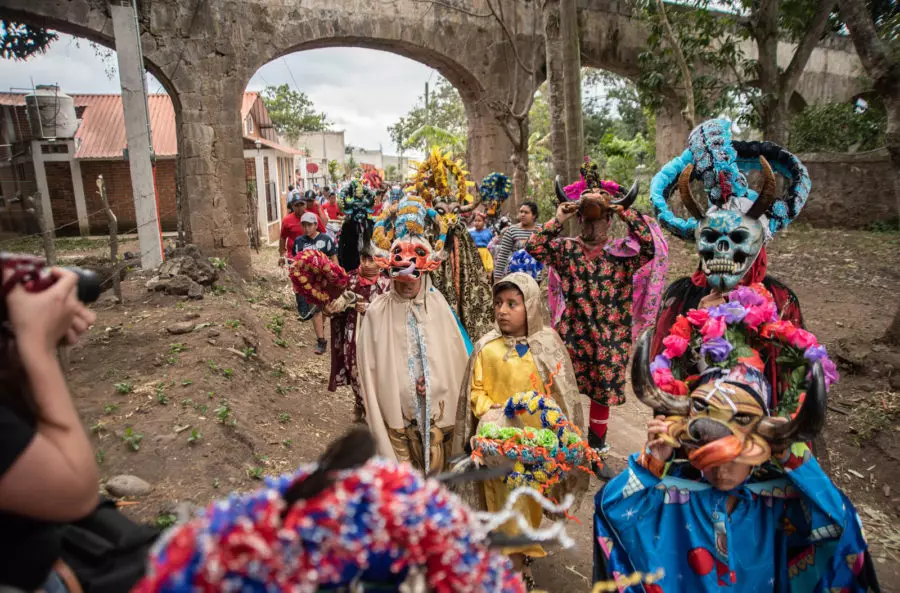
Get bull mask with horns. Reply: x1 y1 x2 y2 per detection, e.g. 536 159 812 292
554 158 639 222
628 283 835 472
650 119 811 291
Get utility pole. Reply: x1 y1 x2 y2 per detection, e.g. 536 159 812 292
109 0 163 269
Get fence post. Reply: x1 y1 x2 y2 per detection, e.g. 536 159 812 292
96 175 122 303
24 193 57 266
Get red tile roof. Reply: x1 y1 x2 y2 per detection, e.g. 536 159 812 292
0 91 297 159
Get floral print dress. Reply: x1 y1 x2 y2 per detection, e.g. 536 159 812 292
328 272 392 414
526 212 654 406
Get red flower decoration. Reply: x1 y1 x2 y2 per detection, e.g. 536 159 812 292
671 315 692 340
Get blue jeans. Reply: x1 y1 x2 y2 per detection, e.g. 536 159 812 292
295 293 311 318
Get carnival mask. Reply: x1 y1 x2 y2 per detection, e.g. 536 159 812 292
554 176 639 222
631 330 827 471
678 159 776 291
375 236 441 281
433 191 480 228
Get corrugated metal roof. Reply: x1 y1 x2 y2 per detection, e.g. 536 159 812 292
1 91 290 159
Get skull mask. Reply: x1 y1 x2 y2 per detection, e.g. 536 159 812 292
677 157 777 291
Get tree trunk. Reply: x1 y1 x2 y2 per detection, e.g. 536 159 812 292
559 0 583 181
543 0 569 182
761 96 790 146
837 0 900 344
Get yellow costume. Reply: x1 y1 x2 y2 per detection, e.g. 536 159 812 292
477 247 494 275
469 338 547 557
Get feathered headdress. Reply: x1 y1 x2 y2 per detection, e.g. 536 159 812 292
338 179 376 270
479 172 512 217
414 148 478 212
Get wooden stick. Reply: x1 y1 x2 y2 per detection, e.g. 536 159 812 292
96 175 122 302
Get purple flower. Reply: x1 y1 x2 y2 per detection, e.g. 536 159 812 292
700 337 733 362
707 301 747 324
650 355 671 373
803 345 828 364
728 285 765 308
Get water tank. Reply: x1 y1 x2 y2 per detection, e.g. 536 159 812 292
25 85 78 139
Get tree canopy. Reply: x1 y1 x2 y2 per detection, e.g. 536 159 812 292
260 84 331 142
387 78 467 153
1 21 57 61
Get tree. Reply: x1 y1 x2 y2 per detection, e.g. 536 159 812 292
385 164 399 182
327 160 341 184
543 1 570 180
632 0 836 143
388 78 467 153
837 0 900 343
560 0 585 180
260 84 330 143
1 21 57 61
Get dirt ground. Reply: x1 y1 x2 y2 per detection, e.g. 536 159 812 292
29 224 900 591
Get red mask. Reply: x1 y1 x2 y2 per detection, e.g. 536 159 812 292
374 237 441 281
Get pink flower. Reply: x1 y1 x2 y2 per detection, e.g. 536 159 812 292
789 328 819 350
687 309 710 327
743 301 777 330
662 335 689 359
701 316 726 341
653 367 689 396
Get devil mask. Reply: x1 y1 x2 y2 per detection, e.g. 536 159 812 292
371 193 447 278
650 119 811 291
554 158 639 222
631 284 836 472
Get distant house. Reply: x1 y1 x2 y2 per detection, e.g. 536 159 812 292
0 89 298 244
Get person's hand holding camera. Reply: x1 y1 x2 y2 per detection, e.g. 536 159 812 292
4 267 96 355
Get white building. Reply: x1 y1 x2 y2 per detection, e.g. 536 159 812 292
288 131 346 188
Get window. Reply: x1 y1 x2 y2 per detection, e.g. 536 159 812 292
245 116 254 135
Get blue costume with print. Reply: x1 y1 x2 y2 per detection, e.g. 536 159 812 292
594 449 877 592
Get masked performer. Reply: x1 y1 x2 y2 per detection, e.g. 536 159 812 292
357 194 471 473
326 180 388 422
650 119 809 384
548 166 669 340
452 273 587 581
136 429 579 593
593 287 878 592
526 160 651 458
413 148 494 341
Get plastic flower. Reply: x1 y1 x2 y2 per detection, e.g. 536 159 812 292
728 285 766 308
789 328 819 349
700 337 733 362
653 367 689 395
662 335 689 359
670 315 692 340
701 316 726 341
687 309 710 327
743 301 778 330
708 301 747 323
650 354 671 373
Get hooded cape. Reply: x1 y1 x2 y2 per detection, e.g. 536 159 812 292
451 272 588 512
357 275 471 462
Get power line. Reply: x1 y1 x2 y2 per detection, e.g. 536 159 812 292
282 57 300 90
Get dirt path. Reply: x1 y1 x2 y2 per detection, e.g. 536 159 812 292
52 225 899 592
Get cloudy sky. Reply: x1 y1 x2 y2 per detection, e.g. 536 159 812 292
2 33 438 155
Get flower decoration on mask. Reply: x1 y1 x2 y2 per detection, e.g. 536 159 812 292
371 194 448 280
414 148 479 226
134 429 566 593
362 165 384 192
289 250 350 308
632 284 834 472
507 249 544 280
554 157 639 222
650 119 811 291
471 373 600 496
479 172 512 217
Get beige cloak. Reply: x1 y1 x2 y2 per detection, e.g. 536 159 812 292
356 275 470 472
451 272 588 512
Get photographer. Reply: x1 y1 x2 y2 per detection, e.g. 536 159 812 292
1 267 99 591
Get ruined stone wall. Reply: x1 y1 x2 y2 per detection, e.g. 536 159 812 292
797 149 895 229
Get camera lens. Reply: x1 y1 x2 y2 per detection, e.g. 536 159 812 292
68 267 102 304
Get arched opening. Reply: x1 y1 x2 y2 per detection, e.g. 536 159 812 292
240 46 475 244
0 23 182 242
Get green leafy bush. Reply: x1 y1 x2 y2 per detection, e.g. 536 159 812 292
789 102 886 153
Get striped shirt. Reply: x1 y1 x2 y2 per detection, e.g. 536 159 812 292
492 224 541 282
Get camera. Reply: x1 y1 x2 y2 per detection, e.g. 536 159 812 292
0 253 102 314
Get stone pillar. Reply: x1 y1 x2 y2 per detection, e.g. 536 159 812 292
176 81 252 274
655 96 692 165
465 102 515 196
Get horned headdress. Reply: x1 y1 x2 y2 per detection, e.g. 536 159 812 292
650 119 811 291
554 157 640 221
